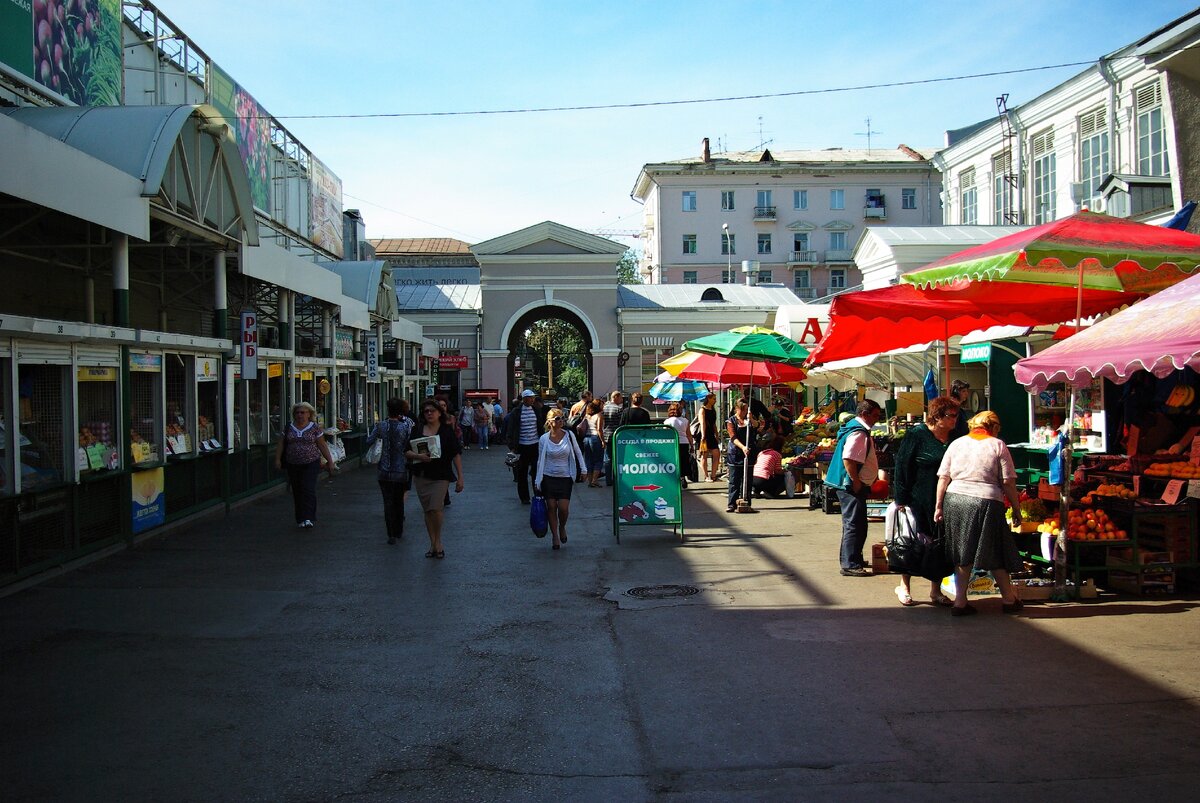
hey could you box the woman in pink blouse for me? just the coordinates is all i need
[934,410,1024,616]
[274,402,337,529]
[752,437,787,498]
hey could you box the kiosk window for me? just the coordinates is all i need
[197,370,220,449]
[129,367,161,466]
[267,365,285,439]
[165,354,192,456]
[247,375,266,445]
[0,360,11,495]
[19,364,67,488]
[77,368,119,473]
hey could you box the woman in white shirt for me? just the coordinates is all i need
[934,410,1025,616]
[534,409,588,550]
[662,402,692,489]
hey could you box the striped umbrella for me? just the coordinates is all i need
[648,376,710,403]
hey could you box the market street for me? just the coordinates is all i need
[3,450,1199,801]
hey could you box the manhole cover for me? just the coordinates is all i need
[625,584,700,600]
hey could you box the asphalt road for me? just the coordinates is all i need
[3,448,1199,801]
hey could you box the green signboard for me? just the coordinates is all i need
[611,424,684,542]
[960,342,992,364]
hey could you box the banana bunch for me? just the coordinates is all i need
[1165,383,1196,412]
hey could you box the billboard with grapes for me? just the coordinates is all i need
[0,0,122,106]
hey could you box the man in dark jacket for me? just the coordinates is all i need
[506,389,548,504]
[619,392,651,427]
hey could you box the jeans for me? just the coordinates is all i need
[582,435,604,474]
[378,478,407,538]
[727,460,747,508]
[836,485,871,569]
[475,424,490,448]
[515,442,539,502]
[286,460,320,523]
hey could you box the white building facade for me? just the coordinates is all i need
[630,142,942,299]
[935,10,1200,228]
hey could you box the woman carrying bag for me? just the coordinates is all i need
[274,402,337,529]
[534,409,587,550]
[406,401,464,559]
[365,398,415,545]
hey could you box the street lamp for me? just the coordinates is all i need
[722,223,731,283]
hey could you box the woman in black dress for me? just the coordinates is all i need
[698,395,721,482]
[891,396,958,606]
[405,401,464,558]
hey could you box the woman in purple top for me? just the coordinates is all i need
[274,402,337,529]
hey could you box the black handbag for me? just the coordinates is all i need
[886,509,953,581]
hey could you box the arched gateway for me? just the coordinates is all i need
[475,222,625,403]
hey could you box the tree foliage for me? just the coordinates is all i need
[617,249,642,285]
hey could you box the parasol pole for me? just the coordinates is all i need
[743,368,754,511]
[1054,260,1088,600]
[943,319,951,397]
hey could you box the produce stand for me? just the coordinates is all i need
[809,458,839,514]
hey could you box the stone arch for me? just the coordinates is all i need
[502,302,596,404]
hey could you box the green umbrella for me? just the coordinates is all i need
[681,327,808,512]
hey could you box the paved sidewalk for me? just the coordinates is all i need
[3,449,1200,801]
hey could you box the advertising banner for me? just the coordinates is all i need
[1,0,121,105]
[240,311,258,380]
[366,336,379,382]
[129,353,162,372]
[131,467,165,534]
[209,63,272,212]
[309,156,344,258]
[611,425,683,542]
[438,355,468,370]
[196,357,220,381]
[334,330,355,360]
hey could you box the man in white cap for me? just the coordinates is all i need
[506,389,548,503]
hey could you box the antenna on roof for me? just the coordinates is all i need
[855,117,882,152]
[756,116,773,151]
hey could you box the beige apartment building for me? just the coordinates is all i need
[631,141,942,298]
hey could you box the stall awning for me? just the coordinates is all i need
[242,242,344,306]
[0,113,149,239]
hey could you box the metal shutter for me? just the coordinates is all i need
[75,344,121,367]
[16,340,72,364]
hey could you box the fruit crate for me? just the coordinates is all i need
[1106,568,1176,595]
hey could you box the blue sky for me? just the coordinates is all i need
[161,1,1194,247]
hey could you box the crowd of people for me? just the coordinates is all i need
[283,381,1029,619]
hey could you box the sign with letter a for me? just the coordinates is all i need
[241,311,258,380]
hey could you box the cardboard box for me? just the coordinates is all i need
[871,542,890,574]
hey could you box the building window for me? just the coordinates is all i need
[757,270,773,284]
[721,190,735,211]
[1032,129,1056,224]
[901,188,916,210]
[830,269,847,289]
[756,190,773,208]
[721,270,735,284]
[721,232,736,255]
[830,189,845,210]
[794,189,808,210]
[793,269,811,289]
[828,231,847,251]
[682,234,697,254]
[757,233,771,254]
[682,191,697,211]
[1136,80,1169,177]
[959,167,978,225]
[641,348,674,386]
[1078,106,1109,209]
[682,271,697,284]
[993,152,1015,224]
[793,233,809,253]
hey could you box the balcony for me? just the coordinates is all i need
[864,194,886,219]
[753,206,777,221]
[791,286,824,300]
[825,249,854,263]
[788,250,819,264]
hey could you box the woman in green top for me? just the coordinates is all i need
[891,396,959,606]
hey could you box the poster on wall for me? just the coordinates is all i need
[131,467,165,534]
[309,156,344,258]
[209,63,272,212]
[0,0,122,105]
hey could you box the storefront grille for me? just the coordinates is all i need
[77,475,122,546]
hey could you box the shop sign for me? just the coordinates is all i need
[131,467,166,534]
[77,367,117,382]
[439,355,468,370]
[961,343,992,364]
[366,336,379,382]
[129,353,162,372]
[267,363,284,379]
[611,425,683,541]
[241,311,258,380]
[294,370,315,381]
[196,357,220,382]
[334,330,355,360]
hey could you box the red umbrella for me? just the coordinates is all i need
[662,351,808,385]
[804,282,1144,387]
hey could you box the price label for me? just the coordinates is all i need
[1188,480,1200,500]
[1162,479,1185,505]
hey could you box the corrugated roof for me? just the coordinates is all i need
[371,238,473,255]
[393,268,481,312]
[618,284,801,309]
[652,147,937,166]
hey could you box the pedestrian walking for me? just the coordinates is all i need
[697,394,721,482]
[406,400,464,559]
[662,402,692,489]
[273,402,337,529]
[580,399,605,487]
[891,396,959,606]
[934,410,1025,616]
[601,391,624,486]
[619,391,651,427]
[459,403,475,449]
[365,397,415,544]
[491,397,505,434]
[824,398,883,576]
[534,409,587,550]
[473,400,492,449]
[506,389,548,503]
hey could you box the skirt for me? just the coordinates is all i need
[942,492,1022,572]
[413,476,450,513]
[539,475,574,501]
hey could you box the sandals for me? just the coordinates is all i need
[930,592,954,607]
[425,550,445,559]
[950,604,977,617]
[894,586,916,607]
